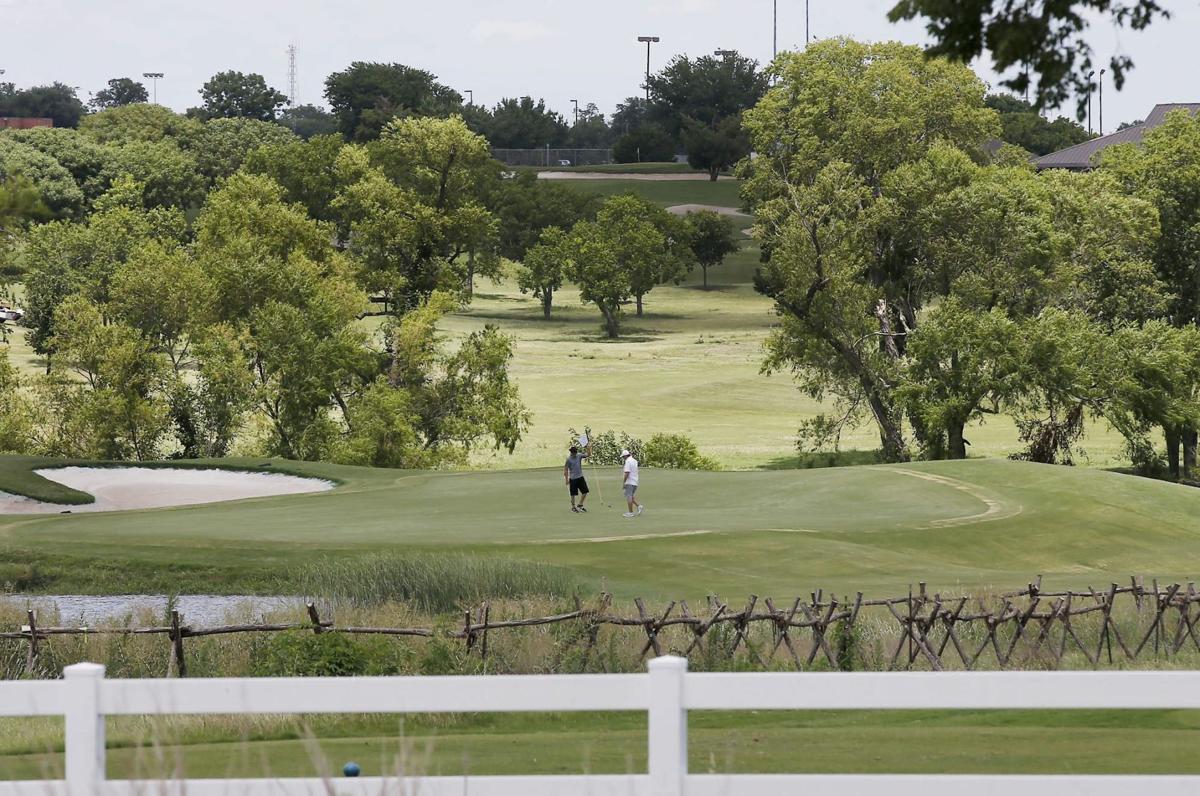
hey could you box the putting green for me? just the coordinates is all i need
[2,456,1199,597]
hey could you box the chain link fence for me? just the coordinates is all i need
[491,147,614,167]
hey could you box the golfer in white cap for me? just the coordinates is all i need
[620,449,643,517]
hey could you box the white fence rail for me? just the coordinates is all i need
[3,658,1200,794]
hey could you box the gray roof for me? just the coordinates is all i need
[1036,103,1200,170]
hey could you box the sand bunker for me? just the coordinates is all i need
[0,467,333,514]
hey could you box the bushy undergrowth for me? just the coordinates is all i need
[568,427,717,469]
[295,552,584,612]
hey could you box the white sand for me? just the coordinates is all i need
[0,467,333,514]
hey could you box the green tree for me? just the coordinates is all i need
[0,82,85,128]
[192,117,298,183]
[242,133,347,224]
[682,115,748,181]
[90,78,149,109]
[324,62,462,141]
[277,104,339,139]
[563,195,689,337]
[744,40,998,461]
[612,125,676,164]
[0,176,50,275]
[44,296,171,460]
[0,346,34,453]
[897,300,1021,459]
[686,210,739,289]
[646,52,769,143]
[487,170,600,261]
[482,96,568,149]
[0,136,85,218]
[1102,109,1200,473]
[101,140,206,208]
[80,104,203,146]
[611,97,650,137]
[7,127,117,207]
[336,116,499,311]
[517,226,569,319]
[986,94,1093,156]
[890,0,1169,115]
[567,103,612,149]
[386,297,530,462]
[194,71,288,122]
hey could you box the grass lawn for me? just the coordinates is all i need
[2,456,1198,597]
[5,709,1200,779]
[518,162,717,175]
[556,177,744,208]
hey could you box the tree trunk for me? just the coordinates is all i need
[636,293,644,316]
[1166,426,1181,479]
[702,265,709,290]
[466,249,475,297]
[542,290,552,320]
[948,422,967,460]
[601,306,620,339]
[1184,427,1198,480]
[709,167,720,182]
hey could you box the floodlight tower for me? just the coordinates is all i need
[637,36,660,102]
[287,45,298,106]
[571,98,579,126]
[143,72,164,104]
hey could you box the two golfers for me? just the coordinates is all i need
[563,443,644,517]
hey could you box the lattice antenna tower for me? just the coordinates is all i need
[287,44,298,106]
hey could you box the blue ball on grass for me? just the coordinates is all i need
[343,761,361,778]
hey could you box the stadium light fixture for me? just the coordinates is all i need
[143,72,164,104]
[637,36,660,102]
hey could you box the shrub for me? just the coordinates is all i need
[253,631,396,677]
[643,433,719,470]
[612,125,676,163]
[568,427,643,467]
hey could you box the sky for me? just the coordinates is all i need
[1,0,1197,132]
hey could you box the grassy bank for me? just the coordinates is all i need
[1,456,1199,598]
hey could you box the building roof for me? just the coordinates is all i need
[1036,103,1200,170]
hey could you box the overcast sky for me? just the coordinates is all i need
[2,0,1197,131]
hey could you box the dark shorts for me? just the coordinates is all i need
[569,477,589,496]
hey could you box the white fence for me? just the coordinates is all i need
[3,658,1200,795]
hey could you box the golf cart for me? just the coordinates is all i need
[0,305,23,323]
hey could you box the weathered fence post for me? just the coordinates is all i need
[24,609,38,677]
[648,655,687,796]
[306,602,324,634]
[168,609,187,677]
[64,662,105,796]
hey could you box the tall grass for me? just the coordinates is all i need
[295,552,586,611]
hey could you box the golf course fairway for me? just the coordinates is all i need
[2,456,1199,596]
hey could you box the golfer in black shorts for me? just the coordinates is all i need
[564,442,591,512]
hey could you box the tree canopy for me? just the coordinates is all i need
[324,62,462,141]
[889,0,1170,116]
[193,71,289,122]
[90,78,149,110]
[0,82,85,128]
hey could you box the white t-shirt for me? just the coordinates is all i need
[623,456,639,486]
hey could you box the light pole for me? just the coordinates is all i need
[773,0,777,58]
[637,36,660,102]
[143,72,163,104]
[1099,68,1106,135]
[1086,70,1095,134]
[571,98,579,127]
[465,89,473,106]
[714,48,736,60]
[806,0,811,45]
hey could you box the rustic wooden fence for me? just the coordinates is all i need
[5,576,1200,677]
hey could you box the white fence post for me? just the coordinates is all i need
[64,662,105,796]
[648,655,687,796]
